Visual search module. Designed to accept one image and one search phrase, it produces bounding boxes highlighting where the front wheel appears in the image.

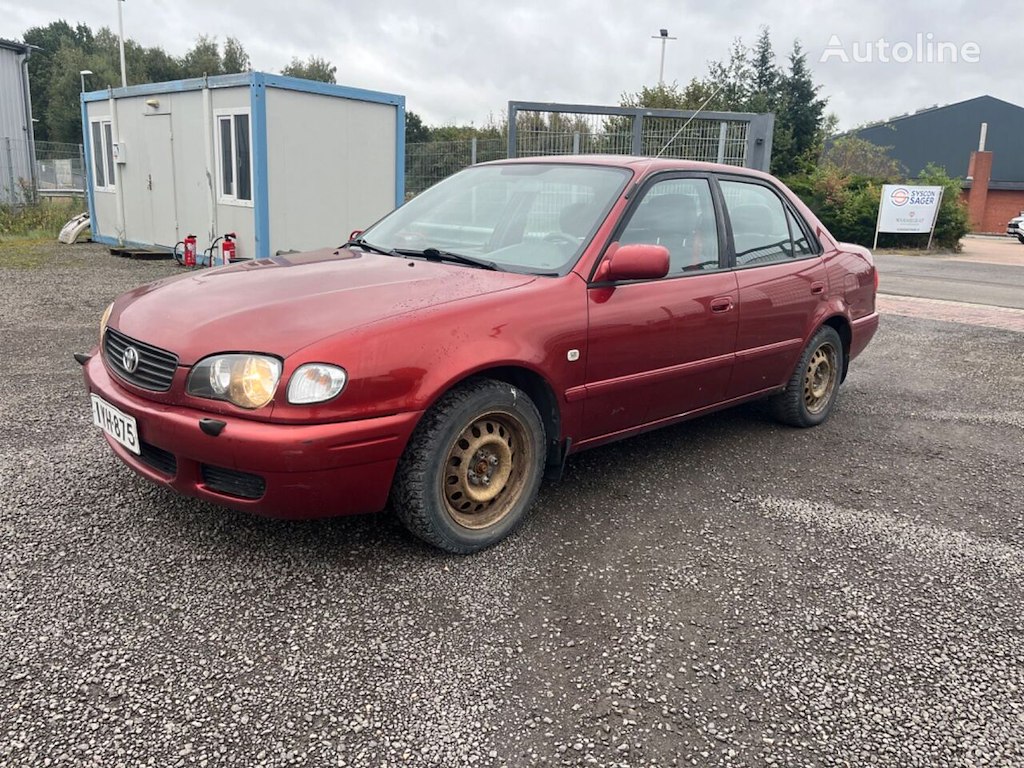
[772,326,845,428]
[1017,234,1024,244]
[391,379,546,553]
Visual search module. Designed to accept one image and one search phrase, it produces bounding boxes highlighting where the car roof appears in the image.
[479,154,776,182]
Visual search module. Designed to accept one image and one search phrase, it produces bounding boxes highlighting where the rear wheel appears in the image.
[772,326,844,428]
[391,379,546,553]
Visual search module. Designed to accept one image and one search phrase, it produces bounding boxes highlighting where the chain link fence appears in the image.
[509,102,773,171]
[403,104,772,199]
[405,137,506,198]
[35,141,87,197]
[1,137,86,205]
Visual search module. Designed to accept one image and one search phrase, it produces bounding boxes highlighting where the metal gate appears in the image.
[507,101,774,171]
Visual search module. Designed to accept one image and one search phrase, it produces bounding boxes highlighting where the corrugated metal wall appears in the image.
[0,45,34,204]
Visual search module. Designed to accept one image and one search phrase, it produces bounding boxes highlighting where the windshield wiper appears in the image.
[415,247,499,271]
[343,237,400,257]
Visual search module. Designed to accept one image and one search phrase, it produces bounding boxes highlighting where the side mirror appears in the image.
[596,243,670,282]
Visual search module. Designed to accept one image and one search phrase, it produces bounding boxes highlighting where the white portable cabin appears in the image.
[81,72,405,259]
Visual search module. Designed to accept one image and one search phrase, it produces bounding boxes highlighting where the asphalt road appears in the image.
[2,242,1023,767]
[876,237,1024,309]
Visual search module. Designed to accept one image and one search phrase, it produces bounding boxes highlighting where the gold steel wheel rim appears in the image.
[803,342,838,415]
[442,411,531,530]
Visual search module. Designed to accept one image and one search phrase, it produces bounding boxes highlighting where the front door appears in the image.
[141,114,178,248]
[581,175,739,442]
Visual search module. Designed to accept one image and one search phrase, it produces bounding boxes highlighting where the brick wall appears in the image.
[961,189,1024,234]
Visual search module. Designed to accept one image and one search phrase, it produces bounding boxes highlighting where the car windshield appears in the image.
[359,163,631,275]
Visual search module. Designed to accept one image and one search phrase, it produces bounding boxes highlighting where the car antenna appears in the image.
[655,81,727,159]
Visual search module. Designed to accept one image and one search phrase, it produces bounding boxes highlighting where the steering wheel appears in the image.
[543,232,577,246]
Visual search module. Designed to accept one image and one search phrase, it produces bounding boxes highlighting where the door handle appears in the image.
[811,281,826,295]
[710,297,733,313]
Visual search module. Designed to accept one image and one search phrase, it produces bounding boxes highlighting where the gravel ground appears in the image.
[1,242,1022,767]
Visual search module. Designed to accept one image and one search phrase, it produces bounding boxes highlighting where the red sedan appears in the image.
[81,156,878,553]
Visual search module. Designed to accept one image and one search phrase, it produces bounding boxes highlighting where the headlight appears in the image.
[99,302,113,342]
[287,364,347,404]
[187,354,282,409]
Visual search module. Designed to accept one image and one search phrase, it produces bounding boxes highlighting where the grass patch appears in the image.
[0,200,85,239]
[0,237,57,268]
[0,200,89,268]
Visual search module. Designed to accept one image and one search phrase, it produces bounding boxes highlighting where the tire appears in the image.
[772,326,845,428]
[390,378,547,554]
[1017,235,1024,244]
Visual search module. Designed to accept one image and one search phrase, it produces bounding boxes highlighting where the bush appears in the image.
[784,163,970,251]
[0,199,84,239]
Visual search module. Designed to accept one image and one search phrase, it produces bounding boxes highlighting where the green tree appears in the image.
[140,46,184,83]
[23,20,94,142]
[281,56,337,83]
[916,164,970,249]
[772,40,828,175]
[822,136,904,179]
[222,37,250,74]
[405,111,430,144]
[43,44,118,143]
[620,81,695,110]
[705,37,753,111]
[748,26,780,113]
[181,35,222,77]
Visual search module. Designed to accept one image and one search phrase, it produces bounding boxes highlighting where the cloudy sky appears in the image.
[2,0,1014,130]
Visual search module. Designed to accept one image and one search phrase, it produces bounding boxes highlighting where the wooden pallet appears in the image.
[109,246,174,260]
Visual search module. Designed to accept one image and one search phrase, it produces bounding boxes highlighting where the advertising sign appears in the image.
[874,185,944,247]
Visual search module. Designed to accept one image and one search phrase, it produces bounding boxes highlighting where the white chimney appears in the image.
[979,122,988,152]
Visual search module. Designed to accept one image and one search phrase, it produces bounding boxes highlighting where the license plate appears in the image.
[91,394,140,455]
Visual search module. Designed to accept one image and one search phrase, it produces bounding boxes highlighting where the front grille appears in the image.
[104,328,178,392]
[138,441,177,477]
[201,465,266,500]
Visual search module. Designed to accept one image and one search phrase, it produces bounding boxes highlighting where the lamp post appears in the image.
[79,69,93,93]
[116,0,127,87]
[650,28,677,85]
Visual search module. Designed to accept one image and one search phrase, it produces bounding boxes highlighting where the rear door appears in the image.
[717,176,827,399]
[580,174,739,441]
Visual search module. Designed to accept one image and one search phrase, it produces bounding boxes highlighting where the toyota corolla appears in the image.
[79,156,878,553]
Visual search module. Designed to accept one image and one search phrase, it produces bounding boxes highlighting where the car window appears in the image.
[362,164,630,275]
[787,208,817,257]
[618,178,720,274]
[720,180,794,267]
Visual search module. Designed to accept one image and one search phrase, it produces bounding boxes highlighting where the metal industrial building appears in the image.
[851,95,1024,233]
[82,72,405,259]
[0,38,37,204]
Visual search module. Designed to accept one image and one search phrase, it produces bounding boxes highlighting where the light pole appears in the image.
[116,0,127,87]
[651,28,677,85]
[79,69,93,93]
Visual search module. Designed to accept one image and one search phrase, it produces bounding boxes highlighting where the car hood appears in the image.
[112,248,536,365]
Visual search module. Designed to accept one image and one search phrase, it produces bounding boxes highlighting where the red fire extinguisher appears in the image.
[184,234,197,267]
[221,233,236,265]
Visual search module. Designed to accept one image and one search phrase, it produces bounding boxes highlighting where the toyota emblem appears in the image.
[122,346,140,373]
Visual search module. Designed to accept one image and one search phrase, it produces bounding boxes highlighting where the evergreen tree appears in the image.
[748,26,780,113]
[773,40,828,175]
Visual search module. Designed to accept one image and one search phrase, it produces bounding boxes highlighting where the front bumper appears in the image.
[81,352,422,519]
